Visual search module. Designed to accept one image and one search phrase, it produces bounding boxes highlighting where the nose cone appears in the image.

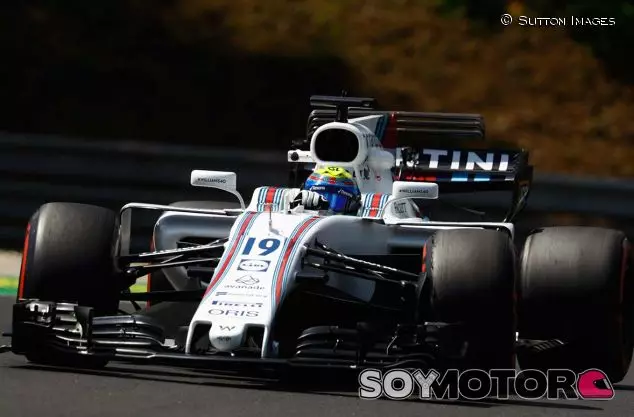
[209,323,245,352]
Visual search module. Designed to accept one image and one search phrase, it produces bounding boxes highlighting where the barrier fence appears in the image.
[1,131,633,251]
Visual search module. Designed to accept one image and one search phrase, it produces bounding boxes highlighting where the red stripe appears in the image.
[18,223,31,299]
[401,175,437,182]
[275,217,320,303]
[265,187,277,206]
[368,194,382,217]
[204,212,257,296]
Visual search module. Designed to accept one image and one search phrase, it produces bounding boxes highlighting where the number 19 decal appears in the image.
[242,237,281,256]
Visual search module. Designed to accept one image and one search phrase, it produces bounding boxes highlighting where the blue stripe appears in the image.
[381,117,387,139]
[203,212,261,299]
[374,116,383,138]
[379,194,390,216]
[360,194,368,216]
[451,173,468,182]
[376,115,387,141]
[256,188,266,211]
[274,188,284,210]
[474,174,490,182]
[363,194,373,217]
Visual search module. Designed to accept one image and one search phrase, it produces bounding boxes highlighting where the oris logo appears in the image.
[208,309,259,317]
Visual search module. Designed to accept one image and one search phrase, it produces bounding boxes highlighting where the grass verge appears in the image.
[0,277,147,297]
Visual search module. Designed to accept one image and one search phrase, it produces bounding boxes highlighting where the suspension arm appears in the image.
[123,258,219,280]
[120,289,205,302]
[304,261,415,289]
[305,247,420,281]
[118,239,227,263]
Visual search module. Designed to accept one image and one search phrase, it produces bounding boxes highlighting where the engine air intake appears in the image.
[313,129,359,163]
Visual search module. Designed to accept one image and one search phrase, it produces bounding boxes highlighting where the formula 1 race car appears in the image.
[4,95,633,384]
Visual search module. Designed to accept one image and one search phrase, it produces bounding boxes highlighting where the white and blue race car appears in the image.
[5,95,633,385]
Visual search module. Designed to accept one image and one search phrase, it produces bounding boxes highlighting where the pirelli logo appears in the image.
[211,300,263,308]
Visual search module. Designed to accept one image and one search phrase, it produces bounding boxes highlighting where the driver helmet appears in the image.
[303,166,361,214]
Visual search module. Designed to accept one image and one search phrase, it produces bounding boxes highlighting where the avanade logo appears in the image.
[235,275,259,285]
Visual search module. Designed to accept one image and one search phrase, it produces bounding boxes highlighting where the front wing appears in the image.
[6,300,568,376]
[7,299,473,376]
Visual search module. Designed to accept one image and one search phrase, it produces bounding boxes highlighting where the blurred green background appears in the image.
[2,1,633,177]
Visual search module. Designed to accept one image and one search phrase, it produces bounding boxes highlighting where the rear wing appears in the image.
[289,107,488,189]
[394,146,533,222]
[301,109,485,150]
[395,147,530,190]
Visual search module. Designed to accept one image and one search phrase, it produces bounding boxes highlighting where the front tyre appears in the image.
[17,202,121,367]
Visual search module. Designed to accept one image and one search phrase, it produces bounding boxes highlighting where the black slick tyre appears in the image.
[17,202,120,367]
[425,229,517,372]
[518,227,633,383]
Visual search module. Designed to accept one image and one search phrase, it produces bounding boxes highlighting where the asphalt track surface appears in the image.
[2,297,634,417]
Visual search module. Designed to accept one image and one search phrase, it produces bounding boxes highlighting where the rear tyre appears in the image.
[17,202,120,367]
[517,227,633,383]
[425,229,517,372]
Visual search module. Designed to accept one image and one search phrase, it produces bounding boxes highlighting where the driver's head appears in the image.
[303,166,360,214]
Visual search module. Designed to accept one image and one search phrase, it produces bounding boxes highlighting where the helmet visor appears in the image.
[324,192,351,213]
[305,182,359,214]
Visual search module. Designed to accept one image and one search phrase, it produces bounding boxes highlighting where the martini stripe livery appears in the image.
[274,217,321,304]
[203,212,260,297]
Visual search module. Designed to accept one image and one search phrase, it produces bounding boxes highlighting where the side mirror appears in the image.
[380,182,438,224]
[190,170,245,209]
[287,150,314,163]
